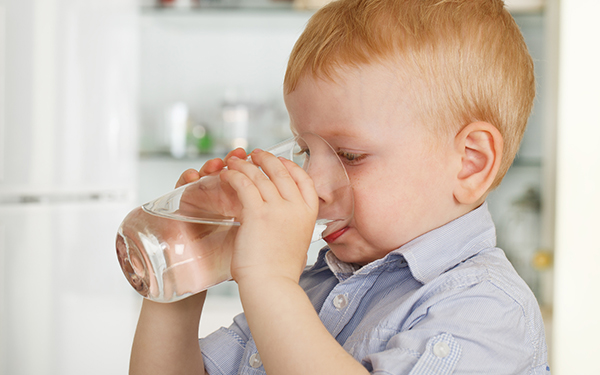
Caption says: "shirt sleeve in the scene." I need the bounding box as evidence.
[363,280,549,374]
[199,313,253,375]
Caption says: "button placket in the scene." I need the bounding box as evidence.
[249,352,262,368]
[433,341,450,358]
[333,294,349,310]
[318,273,374,339]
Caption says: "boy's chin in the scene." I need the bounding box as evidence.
[327,245,371,267]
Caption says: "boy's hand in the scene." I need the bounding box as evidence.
[220,149,319,285]
[217,150,368,375]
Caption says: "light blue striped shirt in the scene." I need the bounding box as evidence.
[199,203,550,374]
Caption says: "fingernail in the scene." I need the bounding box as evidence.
[252,148,263,154]
[229,156,240,161]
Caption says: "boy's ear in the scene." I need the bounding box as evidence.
[453,122,503,205]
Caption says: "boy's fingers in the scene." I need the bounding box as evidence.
[175,169,201,188]
[224,148,248,163]
[250,151,303,202]
[174,150,247,189]
[279,158,319,210]
[199,150,246,178]
[227,156,280,201]
[202,158,231,175]
[219,168,264,211]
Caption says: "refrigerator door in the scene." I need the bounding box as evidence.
[0,0,138,197]
[0,1,140,373]
[0,200,140,375]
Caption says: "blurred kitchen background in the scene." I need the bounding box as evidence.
[1,0,599,374]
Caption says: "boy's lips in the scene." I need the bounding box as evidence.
[323,227,349,243]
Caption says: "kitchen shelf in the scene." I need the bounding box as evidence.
[139,150,217,158]
[505,0,544,13]
[141,1,307,14]
[142,0,544,15]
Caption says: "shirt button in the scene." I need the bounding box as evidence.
[249,352,262,368]
[333,294,349,310]
[433,341,450,358]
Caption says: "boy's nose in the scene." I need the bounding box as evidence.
[314,179,354,227]
[301,134,353,226]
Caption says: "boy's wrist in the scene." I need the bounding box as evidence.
[234,266,304,290]
[141,291,208,320]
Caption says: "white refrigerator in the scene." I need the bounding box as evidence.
[0,0,140,374]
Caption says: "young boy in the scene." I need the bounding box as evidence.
[130,0,550,374]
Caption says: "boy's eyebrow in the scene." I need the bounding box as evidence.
[323,127,376,140]
[298,131,362,143]
[291,123,363,137]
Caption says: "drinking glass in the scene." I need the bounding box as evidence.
[116,133,353,303]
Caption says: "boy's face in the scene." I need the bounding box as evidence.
[284,63,464,265]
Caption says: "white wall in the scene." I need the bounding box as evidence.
[552,0,600,373]
[138,11,313,153]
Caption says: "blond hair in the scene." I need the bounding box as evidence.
[284,0,535,188]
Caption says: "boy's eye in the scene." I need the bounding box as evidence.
[294,148,311,167]
[295,147,310,158]
[337,150,366,165]
[294,148,365,166]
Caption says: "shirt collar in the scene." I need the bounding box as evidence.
[317,202,497,284]
[396,202,496,284]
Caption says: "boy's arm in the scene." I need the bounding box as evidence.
[129,293,208,375]
[239,278,370,375]
[223,151,370,375]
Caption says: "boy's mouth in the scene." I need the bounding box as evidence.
[323,227,349,243]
